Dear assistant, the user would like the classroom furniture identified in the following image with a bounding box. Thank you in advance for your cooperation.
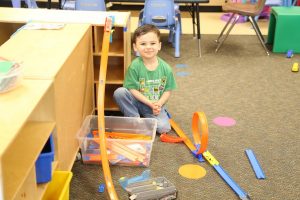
[0,79,56,199]
[138,0,182,57]
[75,0,106,11]
[267,6,300,53]
[0,7,131,111]
[215,0,270,55]
[0,23,93,199]
[11,0,38,8]
[0,8,131,199]
[110,0,209,57]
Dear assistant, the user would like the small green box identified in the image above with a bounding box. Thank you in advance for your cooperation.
[267,7,300,53]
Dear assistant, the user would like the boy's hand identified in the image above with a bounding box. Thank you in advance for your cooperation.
[152,102,162,116]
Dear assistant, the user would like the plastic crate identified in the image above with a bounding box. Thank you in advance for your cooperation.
[43,171,73,200]
[35,134,54,184]
[77,115,157,167]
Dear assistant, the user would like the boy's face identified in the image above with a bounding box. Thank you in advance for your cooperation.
[133,32,161,59]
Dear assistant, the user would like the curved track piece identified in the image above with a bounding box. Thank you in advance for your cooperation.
[97,17,119,200]
[169,111,208,153]
[160,133,185,143]
[171,112,249,200]
[192,112,208,155]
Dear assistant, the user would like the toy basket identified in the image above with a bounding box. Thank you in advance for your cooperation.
[77,115,157,167]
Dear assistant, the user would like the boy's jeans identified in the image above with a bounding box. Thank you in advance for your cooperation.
[113,87,171,134]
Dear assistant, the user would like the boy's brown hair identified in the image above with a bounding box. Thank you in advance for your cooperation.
[132,24,160,44]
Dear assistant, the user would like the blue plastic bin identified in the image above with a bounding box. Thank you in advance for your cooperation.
[35,134,54,184]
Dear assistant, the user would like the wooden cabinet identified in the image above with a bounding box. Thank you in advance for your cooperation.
[0,7,131,112]
[0,7,131,199]
[0,79,55,200]
[0,22,94,199]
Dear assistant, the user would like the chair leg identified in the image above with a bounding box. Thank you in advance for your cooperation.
[175,23,180,57]
[11,0,21,8]
[249,16,270,56]
[215,13,236,43]
[177,13,182,34]
[215,14,240,53]
[138,11,143,27]
[168,30,173,43]
[26,0,38,8]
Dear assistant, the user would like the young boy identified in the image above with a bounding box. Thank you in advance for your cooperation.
[113,24,177,134]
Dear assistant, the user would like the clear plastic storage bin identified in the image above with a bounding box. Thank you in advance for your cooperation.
[0,61,22,93]
[77,115,157,167]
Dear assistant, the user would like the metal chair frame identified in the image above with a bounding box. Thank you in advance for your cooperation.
[215,0,270,55]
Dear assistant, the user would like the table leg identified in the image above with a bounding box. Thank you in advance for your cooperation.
[47,0,51,9]
[196,3,201,57]
[192,3,196,38]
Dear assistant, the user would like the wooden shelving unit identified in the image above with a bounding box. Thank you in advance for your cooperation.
[0,7,131,199]
[0,80,55,200]
[0,20,94,199]
[93,18,131,111]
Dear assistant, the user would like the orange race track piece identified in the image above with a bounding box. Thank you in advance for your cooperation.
[169,112,208,154]
[192,112,208,155]
[97,16,119,200]
[92,130,151,140]
[160,133,185,143]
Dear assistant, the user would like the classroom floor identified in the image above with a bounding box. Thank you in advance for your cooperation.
[71,8,300,200]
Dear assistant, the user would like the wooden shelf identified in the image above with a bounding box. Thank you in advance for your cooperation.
[105,84,121,110]
[92,21,131,112]
[93,40,124,56]
[2,121,55,200]
[36,161,58,199]
[95,83,121,111]
[94,56,124,84]
[93,26,125,55]
[0,8,131,199]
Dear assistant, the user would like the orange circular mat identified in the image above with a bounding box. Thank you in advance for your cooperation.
[178,164,206,179]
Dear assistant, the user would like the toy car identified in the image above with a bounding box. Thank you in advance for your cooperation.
[292,62,299,72]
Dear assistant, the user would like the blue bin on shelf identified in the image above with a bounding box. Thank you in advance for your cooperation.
[35,134,54,184]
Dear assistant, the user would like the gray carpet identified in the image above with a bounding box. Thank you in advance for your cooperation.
[70,34,300,200]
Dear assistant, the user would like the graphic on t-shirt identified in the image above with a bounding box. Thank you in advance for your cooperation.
[139,76,167,101]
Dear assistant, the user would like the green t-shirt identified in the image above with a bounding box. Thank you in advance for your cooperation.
[124,57,177,102]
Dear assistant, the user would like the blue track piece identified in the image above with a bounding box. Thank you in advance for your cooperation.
[214,165,250,200]
[245,149,266,179]
[192,144,205,162]
[119,169,151,189]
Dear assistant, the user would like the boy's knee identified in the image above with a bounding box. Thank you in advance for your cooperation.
[113,87,127,100]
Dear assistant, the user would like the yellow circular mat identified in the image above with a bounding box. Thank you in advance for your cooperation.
[178,164,206,179]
